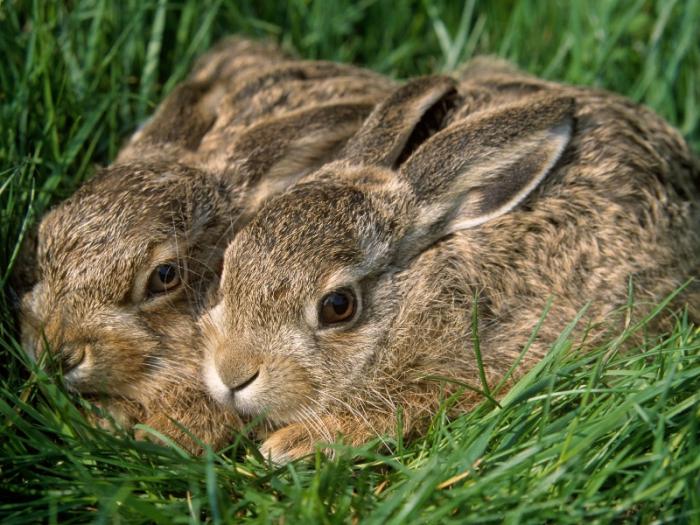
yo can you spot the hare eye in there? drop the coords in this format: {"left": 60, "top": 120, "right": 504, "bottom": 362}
{"left": 319, "top": 288, "right": 356, "bottom": 326}
{"left": 147, "top": 263, "right": 181, "bottom": 296}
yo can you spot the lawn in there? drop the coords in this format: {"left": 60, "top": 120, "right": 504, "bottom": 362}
{"left": 1, "top": 1, "right": 699, "bottom": 523}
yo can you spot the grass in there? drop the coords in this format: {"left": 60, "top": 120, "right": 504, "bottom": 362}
{"left": 1, "top": 0, "right": 699, "bottom": 523}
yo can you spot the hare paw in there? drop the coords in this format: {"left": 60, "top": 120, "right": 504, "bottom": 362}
{"left": 259, "top": 423, "right": 324, "bottom": 465}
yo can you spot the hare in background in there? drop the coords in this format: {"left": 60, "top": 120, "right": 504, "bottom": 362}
{"left": 203, "top": 64, "right": 699, "bottom": 463}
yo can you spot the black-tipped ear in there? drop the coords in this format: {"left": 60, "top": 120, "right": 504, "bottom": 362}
{"left": 342, "top": 76, "right": 458, "bottom": 167}
{"left": 396, "top": 95, "right": 574, "bottom": 256}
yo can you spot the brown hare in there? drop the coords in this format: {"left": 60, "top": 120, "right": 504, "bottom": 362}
{"left": 16, "top": 37, "right": 394, "bottom": 453}
{"left": 203, "top": 65, "right": 699, "bottom": 463}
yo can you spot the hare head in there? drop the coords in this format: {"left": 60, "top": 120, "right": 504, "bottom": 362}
{"left": 203, "top": 76, "right": 576, "bottom": 461}
{"left": 19, "top": 162, "right": 235, "bottom": 397}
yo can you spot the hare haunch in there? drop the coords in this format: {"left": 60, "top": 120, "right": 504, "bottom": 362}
{"left": 16, "top": 38, "right": 394, "bottom": 453}
{"left": 203, "top": 65, "right": 699, "bottom": 463}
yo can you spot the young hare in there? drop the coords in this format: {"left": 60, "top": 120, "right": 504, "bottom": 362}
{"left": 16, "top": 38, "right": 394, "bottom": 453}
{"left": 204, "top": 67, "right": 699, "bottom": 463}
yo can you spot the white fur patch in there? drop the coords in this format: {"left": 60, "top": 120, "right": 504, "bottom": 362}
{"left": 230, "top": 377, "right": 263, "bottom": 416}
{"left": 203, "top": 355, "right": 231, "bottom": 405}
{"left": 64, "top": 364, "right": 87, "bottom": 384}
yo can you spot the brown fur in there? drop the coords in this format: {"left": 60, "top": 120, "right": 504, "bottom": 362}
{"left": 17, "top": 38, "right": 395, "bottom": 453}
{"left": 204, "top": 64, "right": 699, "bottom": 463}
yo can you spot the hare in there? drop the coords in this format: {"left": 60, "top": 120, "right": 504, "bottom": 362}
{"left": 16, "top": 38, "right": 395, "bottom": 453}
{"left": 203, "top": 66, "right": 700, "bottom": 463}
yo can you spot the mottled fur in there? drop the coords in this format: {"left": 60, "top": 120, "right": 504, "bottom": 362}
{"left": 17, "top": 38, "right": 395, "bottom": 453}
{"left": 204, "top": 64, "right": 699, "bottom": 463}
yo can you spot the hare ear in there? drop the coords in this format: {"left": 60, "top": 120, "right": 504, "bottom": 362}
{"left": 229, "top": 101, "right": 377, "bottom": 218}
{"left": 397, "top": 95, "right": 574, "bottom": 253}
{"left": 116, "top": 81, "right": 221, "bottom": 164}
{"left": 342, "top": 76, "right": 458, "bottom": 167}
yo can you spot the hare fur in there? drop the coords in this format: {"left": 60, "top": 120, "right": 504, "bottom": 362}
{"left": 203, "top": 64, "right": 699, "bottom": 463}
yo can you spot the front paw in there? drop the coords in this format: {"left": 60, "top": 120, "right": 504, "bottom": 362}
{"left": 260, "top": 423, "right": 326, "bottom": 465}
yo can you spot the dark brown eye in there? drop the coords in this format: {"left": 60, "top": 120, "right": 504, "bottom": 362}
{"left": 147, "top": 263, "right": 181, "bottom": 296}
{"left": 319, "top": 288, "right": 357, "bottom": 326}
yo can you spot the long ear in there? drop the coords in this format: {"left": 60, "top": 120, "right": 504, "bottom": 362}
{"left": 397, "top": 95, "right": 574, "bottom": 255}
{"left": 223, "top": 100, "right": 377, "bottom": 218}
{"left": 229, "top": 61, "right": 388, "bottom": 106}
{"left": 133, "top": 81, "right": 220, "bottom": 151}
{"left": 119, "top": 40, "right": 286, "bottom": 160}
{"left": 188, "top": 37, "right": 288, "bottom": 84}
{"left": 342, "top": 76, "right": 458, "bottom": 166}
{"left": 458, "top": 56, "right": 551, "bottom": 98}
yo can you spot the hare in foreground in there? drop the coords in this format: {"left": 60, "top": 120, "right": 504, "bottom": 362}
{"left": 203, "top": 65, "right": 699, "bottom": 463}
{"left": 16, "top": 38, "right": 394, "bottom": 453}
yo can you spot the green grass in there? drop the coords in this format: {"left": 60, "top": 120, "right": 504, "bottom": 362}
{"left": 1, "top": 1, "right": 699, "bottom": 523}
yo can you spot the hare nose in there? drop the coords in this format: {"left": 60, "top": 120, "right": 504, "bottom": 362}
{"left": 213, "top": 345, "right": 262, "bottom": 392}
{"left": 229, "top": 370, "right": 259, "bottom": 393}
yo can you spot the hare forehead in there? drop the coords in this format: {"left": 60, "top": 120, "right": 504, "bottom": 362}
{"left": 40, "top": 220, "right": 148, "bottom": 269}
{"left": 39, "top": 187, "right": 183, "bottom": 260}
{"left": 36, "top": 220, "right": 153, "bottom": 305}
{"left": 228, "top": 225, "right": 366, "bottom": 292}
{"left": 36, "top": 262, "right": 134, "bottom": 311}
{"left": 254, "top": 183, "right": 386, "bottom": 251}
{"left": 41, "top": 203, "right": 162, "bottom": 251}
